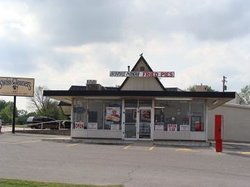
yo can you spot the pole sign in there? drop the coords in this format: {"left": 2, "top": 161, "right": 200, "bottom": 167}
{"left": 110, "top": 71, "right": 175, "bottom": 78}
{"left": 0, "top": 77, "right": 34, "bottom": 97}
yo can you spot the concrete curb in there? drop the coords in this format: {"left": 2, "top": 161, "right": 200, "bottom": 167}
{"left": 42, "top": 138, "right": 211, "bottom": 147}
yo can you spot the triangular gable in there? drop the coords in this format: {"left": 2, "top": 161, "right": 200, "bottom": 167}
{"left": 120, "top": 56, "right": 165, "bottom": 91}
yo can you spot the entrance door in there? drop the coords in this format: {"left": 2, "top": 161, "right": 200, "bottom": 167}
{"left": 124, "top": 109, "right": 137, "bottom": 139}
{"left": 139, "top": 108, "right": 152, "bottom": 139}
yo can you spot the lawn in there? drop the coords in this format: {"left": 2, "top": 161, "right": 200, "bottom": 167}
{"left": 0, "top": 179, "right": 123, "bottom": 187}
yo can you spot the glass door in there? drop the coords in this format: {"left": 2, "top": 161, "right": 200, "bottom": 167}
{"left": 139, "top": 108, "right": 151, "bottom": 139}
{"left": 124, "top": 109, "right": 137, "bottom": 139}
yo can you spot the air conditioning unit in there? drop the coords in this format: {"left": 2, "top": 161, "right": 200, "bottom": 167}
{"left": 86, "top": 80, "right": 97, "bottom": 85}
{"left": 86, "top": 80, "right": 102, "bottom": 91}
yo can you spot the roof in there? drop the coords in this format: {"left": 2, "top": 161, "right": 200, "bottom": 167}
{"left": 119, "top": 56, "right": 166, "bottom": 90}
{"left": 44, "top": 89, "right": 235, "bottom": 99}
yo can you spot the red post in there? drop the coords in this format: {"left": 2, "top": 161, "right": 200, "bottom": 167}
{"left": 215, "top": 115, "right": 223, "bottom": 152}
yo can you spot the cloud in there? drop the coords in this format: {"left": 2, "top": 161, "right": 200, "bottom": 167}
{"left": 24, "top": 0, "right": 128, "bottom": 46}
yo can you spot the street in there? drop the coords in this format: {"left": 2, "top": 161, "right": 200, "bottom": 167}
{"left": 0, "top": 133, "right": 250, "bottom": 187}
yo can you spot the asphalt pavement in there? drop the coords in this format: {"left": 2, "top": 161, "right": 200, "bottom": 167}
{"left": 0, "top": 133, "right": 250, "bottom": 187}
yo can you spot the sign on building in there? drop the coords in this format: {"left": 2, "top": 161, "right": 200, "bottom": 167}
{"left": 0, "top": 77, "right": 35, "bottom": 97}
{"left": 110, "top": 71, "right": 175, "bottom": 78}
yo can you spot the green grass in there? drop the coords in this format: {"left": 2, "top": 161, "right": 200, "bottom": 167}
{"left": 0, "top": 179, "right": 123, "bottom": 187}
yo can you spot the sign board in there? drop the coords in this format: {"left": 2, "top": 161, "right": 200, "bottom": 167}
{"left": 180, "top": 125, "right": 190, "bottom": 131}
{"left": 155, "top": 125, "right": 164, "bottom": 131}
{"left": 110, "top": 71, "right": 175, "bottom": 78}
{"left": 87, "top": 123, "right": 98, "bottom": 130}
{"left": 0, "top": 77, "right": 34, "bottom": 97}
{"left": 167, "top": 124, "right": 178, "bottom": 131}
{"left": 74, "top": 121, "right": 84, "bottom": 129}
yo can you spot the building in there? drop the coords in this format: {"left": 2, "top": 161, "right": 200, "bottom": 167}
{"left": 44, "top": 56, "right": 235, "bottom": 141}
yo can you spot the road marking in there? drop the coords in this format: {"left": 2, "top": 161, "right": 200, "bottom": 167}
{"left": 8, "top": 140, "right": 41, "bottom": 144}
{"left": 67, "top": 144, "right": 78, "bottom": 147}
{"left": 239, "top": 152, "right": 250, "bottom": 155}
{"left": 123, "top": 145, "right": 131, "bottom": 150}
{"left": 176, "top": 148, "right": 194, "bottom": 152}
{"left": 148, "top": 146, "right": 155, "bottom": 151}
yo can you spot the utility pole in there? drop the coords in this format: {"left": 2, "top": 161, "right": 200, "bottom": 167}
{"left": 222, "top": 76, "right": 227, "bottom": 92}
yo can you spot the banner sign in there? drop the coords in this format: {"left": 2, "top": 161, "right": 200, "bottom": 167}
{"left": 74, "top": 121, "right": 84, "bottom": 129}
{"left": 0, "top": 77, "right": 34, "bottom": 97}
{"left": 110, "top": 71, "right": 175, "bottom": 78}
{"left": 167, "top": 124, "right": 178, "bottom": 131}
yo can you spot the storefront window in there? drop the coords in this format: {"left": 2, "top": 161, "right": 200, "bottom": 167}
{"left": 88, "top": 100, "right": 103, "bottom": 129}
{"left": 72, "top": 99, "right": 87, "bottom": 129}
{"left": 139, "top": 100, "right": 152, "bottom": 107}
{"left": 154, "top": 100, "right": 204, "bottom": 132}
{"left": 190, "top": 102, "right": 204, "bottom": 131}
{"left": 103, "top": 100, "right": 122, "bottom": 130}
{"left": 125, "top": 100, "right": 137, "bottom": 108}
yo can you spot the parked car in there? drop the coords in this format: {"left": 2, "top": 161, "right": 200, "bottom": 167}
{"left": 61, "top": 120, "right": 71, "bottom": 129}
{"left": 27, "top": 116, "right": 60, "bottom": 130}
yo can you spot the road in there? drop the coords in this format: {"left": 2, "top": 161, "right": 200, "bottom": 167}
{"left": 0, "top": 133, "right": 250, "bottom": 187}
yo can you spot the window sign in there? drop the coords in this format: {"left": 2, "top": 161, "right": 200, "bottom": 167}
{"left": 180, "top": 125, "right": 190, "bottom": 131}
{"left": 155, "top": 125, "right": 164, "bottom": 131}
{"left": 105, "top": 107, "right": 121, "bottom": 125}
{"left": 167, "top": 124, "right": 178, "bottom": 131}
{"left": 140, "top": 109, "right": 151, "bottom": 122}
{"left": 75, "top": 121, "right": 84, "bottom": 129}
{"left": 87, "top": 123, "right": 98, "bottom": 130}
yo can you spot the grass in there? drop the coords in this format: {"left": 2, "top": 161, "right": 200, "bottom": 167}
{"left": 0, "top": 179, "right": 123, "bottom": 187}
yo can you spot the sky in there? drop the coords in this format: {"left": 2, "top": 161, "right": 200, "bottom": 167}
{"left": 0, "top": 0, "right": 250, "bottom": 111}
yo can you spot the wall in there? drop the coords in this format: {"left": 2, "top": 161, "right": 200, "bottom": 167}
{"left": 208, "top": 104, "right": 250, "bottom": 142}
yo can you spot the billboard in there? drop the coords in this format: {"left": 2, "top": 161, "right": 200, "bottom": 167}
{"left": 0, "top": 77, "right": 34, "bottom": 97}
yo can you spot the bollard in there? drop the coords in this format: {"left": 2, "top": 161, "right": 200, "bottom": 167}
{"left": 215, "top": 115, "right": 223, "bottom": 152}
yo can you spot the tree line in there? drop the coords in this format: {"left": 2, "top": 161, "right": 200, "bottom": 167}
{"left": 0, "top": 86, "right": 66, "bottom": 125}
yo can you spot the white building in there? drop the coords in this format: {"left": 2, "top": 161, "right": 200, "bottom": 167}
{"left": 44, "top": 56, "right": 235, "bottom": 141}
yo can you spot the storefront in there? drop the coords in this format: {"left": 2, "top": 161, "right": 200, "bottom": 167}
{"left": 44, "top": 56, "right": 235, "bottom": 141}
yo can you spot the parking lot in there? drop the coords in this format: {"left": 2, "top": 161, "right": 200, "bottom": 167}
{"left": 1, "top": 133, "right": 250, "bottom": 187}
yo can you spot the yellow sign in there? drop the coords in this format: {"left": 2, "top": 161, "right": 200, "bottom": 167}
{"left": 0, "top": 77, "right": 35, "bottom": 97}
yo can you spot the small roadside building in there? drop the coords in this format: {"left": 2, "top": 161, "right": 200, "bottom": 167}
{"left": 44, "top": 56, "right": 235, "bottom": 141}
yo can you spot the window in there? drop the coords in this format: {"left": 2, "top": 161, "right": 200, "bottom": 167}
{"left": 125, "top": 100, "right": 137, "bottom": 108}
{"left": 154, "top": 100, "right": 201, "bottom": 132}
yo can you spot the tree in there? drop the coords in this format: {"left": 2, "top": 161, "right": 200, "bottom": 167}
{"left": 0, "top": 101, "right": 15, "bottom": 124}
{"left": 239, "top": 85, "right": 250, "bottom": 105}
{"left": 30, "top": 86, "right": 66, "bottom": 120}
{"left": 187, "top": 85, "right": 215, "bottom": 92}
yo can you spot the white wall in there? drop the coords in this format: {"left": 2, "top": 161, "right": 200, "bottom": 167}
{"left": 208, "top": 104, "right": 250, "bottom": 142}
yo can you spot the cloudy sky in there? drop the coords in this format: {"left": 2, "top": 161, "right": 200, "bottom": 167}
{"left": 0, "top": 0, "right": 250, "bottom": 111}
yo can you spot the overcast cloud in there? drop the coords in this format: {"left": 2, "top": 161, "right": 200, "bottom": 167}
{"left": 0, "top": 0, "right": 250, "bottom": 110}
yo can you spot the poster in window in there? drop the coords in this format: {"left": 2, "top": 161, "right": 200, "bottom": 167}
{"left": 167, "top": 124, "right": 177, "bottom": 131}
{"left": 180, "top": 125, "right": 190, "bottom": 131}
{"left": 75, "top": 121, "right": 84, "bottom": 129}
{"left": 140, "top": 110, "right": 151, "bottom": 122}
{"left": 87, "top": 123, "right": 97, "bottom": 130}
{"left": 105, "top": 107, "right": 120, "bottom": 125}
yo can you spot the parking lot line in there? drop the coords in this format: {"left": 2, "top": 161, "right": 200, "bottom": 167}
{"left": 8, "top": 140, "right": 41, "bottom": 145}
{"left": 239, "top": 152, "right": 250, "bottom": 155}
{"left": 176, "top": 148, "right": 195, "bottom": 152}
{"left": 67, "top": 144, "right": 78, "bottom": 147}
{"left": 148, "top": 146, "right": 155, "bottom": 151}
{"left": 123, "top": 145, "right": 131, "bottom": 150}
